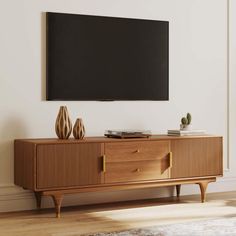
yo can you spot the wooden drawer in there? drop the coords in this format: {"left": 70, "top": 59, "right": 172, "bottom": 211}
{"left": 105, "top": 140, "right": 170, "bottom": 162}
{"left": 105, "top": 159, "right": 170, "bottom": 183}
{"left": 104, "top": 141, "right": 170, "bottom": 183}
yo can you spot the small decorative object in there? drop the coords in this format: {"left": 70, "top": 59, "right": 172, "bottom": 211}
{"left": 104, "top": 129, "right": 151, "bottom": 139}
{"left": 55, "top": 106, "right": 72, "bottom": 139}
{"left": 73, "top": 118, "right": 85, "bottom": 139}
{"left": 180, "top": 113, "right": 192, "bottom": 131}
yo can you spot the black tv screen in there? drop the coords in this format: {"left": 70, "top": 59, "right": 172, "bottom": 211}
{"left": 46, "top": 12, "right": 169, "bottom": 101}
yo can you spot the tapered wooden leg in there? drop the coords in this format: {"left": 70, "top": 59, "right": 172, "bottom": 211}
{"left": 52, "top": 194, "right": 63, "bottom": 218}
{"left": 34, "top": 192, "right": 42, "bottom": 209}
{"left": 198, "top": 181, "right": 209, "bottom": 203}
{"left": 176, "top": 185, "right": 181, "bottom": 198}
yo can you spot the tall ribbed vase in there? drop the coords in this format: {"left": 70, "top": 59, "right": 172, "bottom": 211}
{"left": 73, "top": 118, "right": 85, "bottom": 139}
{"left": 55, "top": 106, "right": 72, "bottom": 139}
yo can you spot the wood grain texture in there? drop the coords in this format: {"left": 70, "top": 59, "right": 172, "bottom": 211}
{"left": 36, "top": 143, "right": 104, "bottom": 189}
{"left": 42, "top": 177, "right": 216, "bottom": 196}
{"left": 14, "top": 140, "right": 36, "bottom": 190}
{"left": 170, "top": 137, "right": 223, "bottom": 178}
{"left": 14, "top": 136, "right": 223, "bottom": 217}
{"left": 105, "top": 159, "right": 170, "bottom": 184}
{"left": 105, "top": 140, "right": 170, "bottom": 162}
{"left": 14, "top": 135, "right": 222, "bottom": 145}
{"left": 52, "top": 193, "right": 63, "bottom": 218}
{"left": 198, "top": 181, "right": 210, "bottom": 203}
{"left": 104, "top": 141, "right": 170, "bottom": 183}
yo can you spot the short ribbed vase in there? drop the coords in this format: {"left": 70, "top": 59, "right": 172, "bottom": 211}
{"left": 73, "top": 118, "right": 85, "bottom": 139}
{"left": 55, "top": 106, "right": 72, "bottom": 139}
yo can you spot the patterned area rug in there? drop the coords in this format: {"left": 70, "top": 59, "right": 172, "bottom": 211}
{"left": 84, "top": 217, "right": 236, "bottom": 236}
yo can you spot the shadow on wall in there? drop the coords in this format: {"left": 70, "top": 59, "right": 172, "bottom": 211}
{"left": 0, "top": 116, "right": 29, "bottom": 183}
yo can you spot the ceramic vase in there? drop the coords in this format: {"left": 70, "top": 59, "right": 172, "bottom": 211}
{"left": 55, "top": 106, "right": 72, "bottom": 139}
{"left": 73, "top": 118, "right": 85, "bottom": 139}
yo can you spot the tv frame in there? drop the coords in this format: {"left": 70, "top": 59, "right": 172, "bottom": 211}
{"left": 46, "top": 12, "right": 169, "bottom": 101}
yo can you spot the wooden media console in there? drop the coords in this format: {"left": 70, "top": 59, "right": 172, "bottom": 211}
{"left": 14, "top": 135, "right": 223, "bottom": 217}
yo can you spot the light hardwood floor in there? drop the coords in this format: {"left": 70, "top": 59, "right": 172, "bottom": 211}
{"left": 1, "top": 191, "right": 236, "bottom": 236}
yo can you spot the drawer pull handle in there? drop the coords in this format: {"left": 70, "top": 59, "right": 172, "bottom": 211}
{"left": 102, "top": 155, "right": 106, "bottom": 172}
{"left": 169, "top": 152, "right": 173, "bottom": 168}
{"left": 136, "top": 168, "right": 141, "bottom": 172}
{"left": 135, "top": 149, "right": 140, "bottom": 153}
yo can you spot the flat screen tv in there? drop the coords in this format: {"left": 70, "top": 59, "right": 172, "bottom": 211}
{"left": 46, "top": 12, "right": 169, "bottom": 101}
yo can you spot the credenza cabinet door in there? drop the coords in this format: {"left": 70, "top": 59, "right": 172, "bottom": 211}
{"left": 36, "top": 143, "right": 104, "bottom": 189}
{"left": 170, "top": 137, "right": 223, "bottom": 178}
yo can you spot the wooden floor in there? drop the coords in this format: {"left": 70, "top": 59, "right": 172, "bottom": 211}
{"left": 1, "top": 192, "right": 236, "bottom": 236}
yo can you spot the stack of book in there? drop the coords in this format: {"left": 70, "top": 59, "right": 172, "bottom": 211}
{"left": 167, "top": 129, "right": 206, "bottom": 136}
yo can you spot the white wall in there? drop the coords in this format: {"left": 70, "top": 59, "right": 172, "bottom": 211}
{"left": 0, "top": 0, "right": 234, "bottom": 212}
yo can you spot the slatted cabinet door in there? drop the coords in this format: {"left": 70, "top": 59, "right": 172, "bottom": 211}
{"left": 36, "top": 143, "right": 104, "bottom": 189}
{"left": 170, "top": 137, "right": 223, "bottom": 178}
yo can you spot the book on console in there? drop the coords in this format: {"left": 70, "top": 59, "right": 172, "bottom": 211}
{"left": 167, "top": 129, "right": 206, "bottom": 136}
{"left": 105, "top": 129, "right": 152, "bottom": 138}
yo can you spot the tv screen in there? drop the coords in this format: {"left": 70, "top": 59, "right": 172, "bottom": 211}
{"left": 46, "top": 12, "right": 169, "bottom": 101}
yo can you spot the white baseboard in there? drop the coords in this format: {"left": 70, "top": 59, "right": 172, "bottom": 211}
{"left": 0, "top": 185, "right": 35, "bottom": 212}
{"left": 1, "top": 177, "right": 236, "bottom": 213}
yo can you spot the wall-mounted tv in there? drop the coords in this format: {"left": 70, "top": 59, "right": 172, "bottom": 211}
{"left": 46, "top": 12, "right": 169, "bottom": 101}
